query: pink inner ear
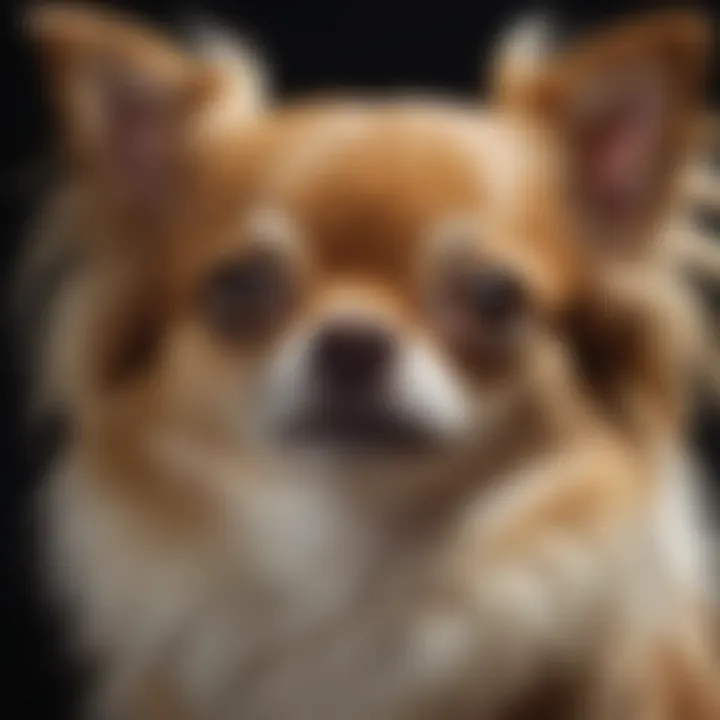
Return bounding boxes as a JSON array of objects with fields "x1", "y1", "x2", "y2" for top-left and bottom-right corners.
[
  {"x1": 579, "y1": 79, "x2": 665, "y2": 223},
  {"x1": 105, "y1": 79, "x2": 177, "y2": 203}
]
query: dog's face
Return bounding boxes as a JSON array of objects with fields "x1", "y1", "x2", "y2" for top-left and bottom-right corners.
[
  {"x1": 28, "y1": 8, "x2": 709, "y2": 476},
  {"x1": 158, "y1": 109, "x2": 582, "y2": 462}
]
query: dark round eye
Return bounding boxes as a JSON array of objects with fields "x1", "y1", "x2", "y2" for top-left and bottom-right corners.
[
  {"x1": 200, "y1": 252, "x2": 292, "y2": 340},
  {"x1": 432, "y1": 264, "x2": 529, "y2": 357},
  {"x1": 459, "y1": 268, "x2": 526, "y2": 327}
]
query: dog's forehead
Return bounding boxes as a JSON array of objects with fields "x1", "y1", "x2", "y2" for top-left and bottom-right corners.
[{"x1": 241, "y1": 106, "x2": 551, "y2": 271}]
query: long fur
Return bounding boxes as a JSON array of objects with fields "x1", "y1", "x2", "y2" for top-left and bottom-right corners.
[{"x1": 17, "y1": 6, "x2": 720, "y2": 719}]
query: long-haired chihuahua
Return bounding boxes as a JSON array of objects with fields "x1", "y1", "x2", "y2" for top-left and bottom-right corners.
[{"x1": 19, "y1": 5, "x2": 720, "y2": 718}]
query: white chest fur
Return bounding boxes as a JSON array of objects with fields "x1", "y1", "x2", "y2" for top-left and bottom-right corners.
[{"x1": 41, "y1": 444, "x2": 714, "y2": 720}]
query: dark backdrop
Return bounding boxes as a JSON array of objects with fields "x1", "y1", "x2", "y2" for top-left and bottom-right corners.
[{"x1": 1, "y1": 1, "x2": 718, "y2": 717}]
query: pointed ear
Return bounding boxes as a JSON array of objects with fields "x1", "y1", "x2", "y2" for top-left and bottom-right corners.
[
  {"x1": 500, "y1": 12, "x2": 711, "y2": 256},
  {"x1": 27, "y1": 4, "x2": 267, "y2": 215}
]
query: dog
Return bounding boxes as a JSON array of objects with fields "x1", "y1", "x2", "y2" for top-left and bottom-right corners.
[{"x1": 19, "y1": 5, "x2": 720, "y2": 718}]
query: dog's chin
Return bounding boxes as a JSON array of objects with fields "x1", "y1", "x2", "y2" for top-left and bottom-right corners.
[{"x1": 277, "y1": 406, "x2": 443, "y2": 456}]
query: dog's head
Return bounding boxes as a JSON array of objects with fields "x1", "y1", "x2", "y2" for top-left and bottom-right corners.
[{"x1": 27, "y1": 7, "x2": 710, "y2": 482}]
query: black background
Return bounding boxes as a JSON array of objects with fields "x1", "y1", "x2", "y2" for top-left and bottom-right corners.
[{"x1": 1, "y1": 1, "x2": 718, "y2": 717}]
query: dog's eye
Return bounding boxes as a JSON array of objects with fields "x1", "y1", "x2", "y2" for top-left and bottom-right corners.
[
  {"x1": 457, "y1": 268, "x2": 526, "y2": 327},
  {"x1": 433, "y1": 265, "x2": 528, "y2": 352},
  {"x1": 200, "y1": 252, "x2": 292, "y2": 340}
]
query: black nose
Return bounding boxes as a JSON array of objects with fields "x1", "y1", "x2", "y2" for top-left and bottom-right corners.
[{"x1": 313, "y1": 322, "x2": 395, "y2": 393}]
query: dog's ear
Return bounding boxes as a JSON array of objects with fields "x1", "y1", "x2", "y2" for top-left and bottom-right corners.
[
  {"x1": 496, "y1": 12, "x2": 711, "y2": 257},
  {"x1": 27, "y1": 4, "x2": 267, "y2": 216}
]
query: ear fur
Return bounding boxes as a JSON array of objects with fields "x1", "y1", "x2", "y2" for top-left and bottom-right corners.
[
  {"x1": 26, "y1": 4, "x2": 269, "y2": 212},
  {"x1": 490, "y1": 12, "x2": 560, "y2": 108},
  {"x1": 190, "y1": 18, "x2": 270, "y2": 128}
]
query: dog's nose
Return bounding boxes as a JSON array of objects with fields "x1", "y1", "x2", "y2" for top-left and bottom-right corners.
[{"x1": 313, "y1": 322, "x2": 395, "y2": 393}]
